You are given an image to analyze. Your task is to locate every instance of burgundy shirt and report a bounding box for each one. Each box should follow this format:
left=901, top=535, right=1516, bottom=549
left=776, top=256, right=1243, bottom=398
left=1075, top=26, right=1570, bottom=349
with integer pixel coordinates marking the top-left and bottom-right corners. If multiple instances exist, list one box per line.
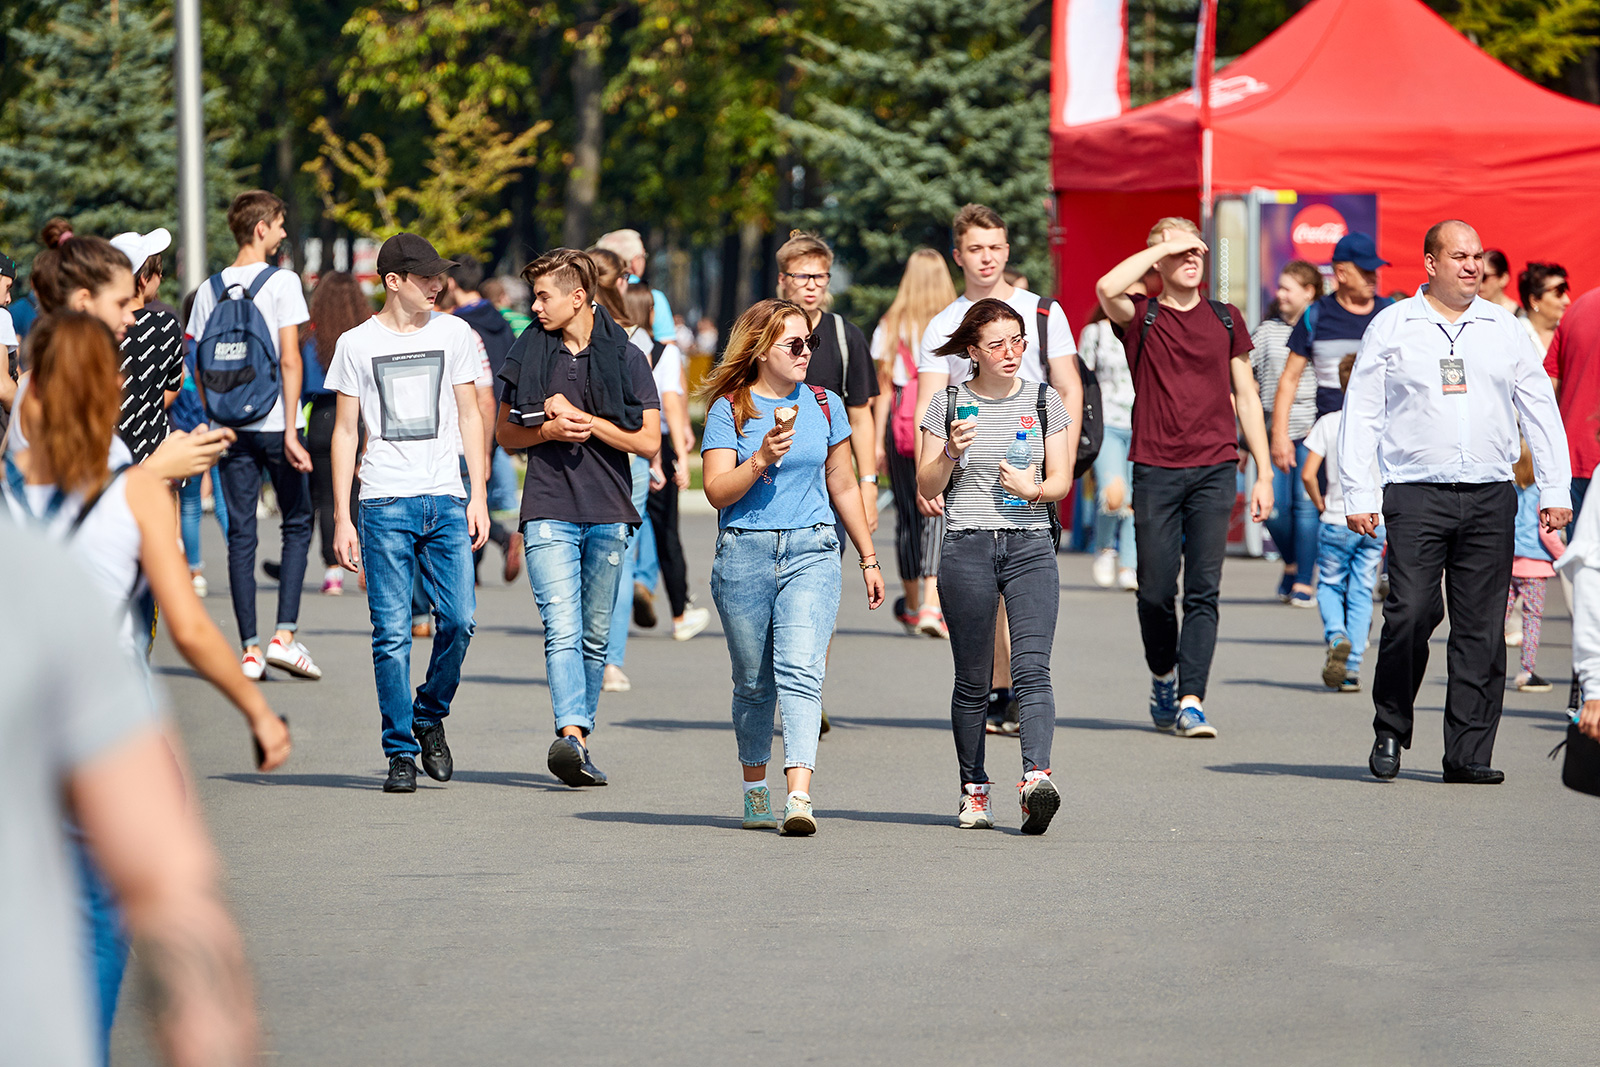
left=1544, top=288, right=1600, bottom=479
left=1120, top=294, right=1252, bottom=468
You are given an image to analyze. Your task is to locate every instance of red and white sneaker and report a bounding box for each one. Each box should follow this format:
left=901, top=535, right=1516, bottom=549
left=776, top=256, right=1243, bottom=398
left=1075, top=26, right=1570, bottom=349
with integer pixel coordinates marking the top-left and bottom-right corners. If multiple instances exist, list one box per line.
left=241, top=648, right=266, bottom=681
left=958, top=782, right=993, bottom=829
left=266, top=637, right=323, bottom=680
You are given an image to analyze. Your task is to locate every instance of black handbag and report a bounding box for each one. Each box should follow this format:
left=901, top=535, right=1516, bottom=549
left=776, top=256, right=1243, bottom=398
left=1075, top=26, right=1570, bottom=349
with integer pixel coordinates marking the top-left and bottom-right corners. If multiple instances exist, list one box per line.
left=1550, top=723, right=1600, bottom=797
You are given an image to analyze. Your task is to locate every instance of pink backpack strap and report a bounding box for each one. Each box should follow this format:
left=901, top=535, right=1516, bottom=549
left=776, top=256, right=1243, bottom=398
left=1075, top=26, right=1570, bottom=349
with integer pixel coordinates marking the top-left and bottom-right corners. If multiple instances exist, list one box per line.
left=808, top=384, right=831, bottom=426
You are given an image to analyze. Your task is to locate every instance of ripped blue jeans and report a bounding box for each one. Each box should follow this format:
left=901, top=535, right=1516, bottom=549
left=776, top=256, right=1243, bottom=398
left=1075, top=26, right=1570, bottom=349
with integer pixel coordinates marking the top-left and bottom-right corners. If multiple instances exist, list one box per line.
left=522, top=519, right=633, bottom=736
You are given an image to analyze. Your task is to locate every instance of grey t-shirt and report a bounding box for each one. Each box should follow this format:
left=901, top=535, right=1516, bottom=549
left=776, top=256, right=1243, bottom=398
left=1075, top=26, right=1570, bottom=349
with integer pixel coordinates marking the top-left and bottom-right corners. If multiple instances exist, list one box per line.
left=921, top=382, right=1070, bottom=531
left=0, top=520, right=159, bottom=1067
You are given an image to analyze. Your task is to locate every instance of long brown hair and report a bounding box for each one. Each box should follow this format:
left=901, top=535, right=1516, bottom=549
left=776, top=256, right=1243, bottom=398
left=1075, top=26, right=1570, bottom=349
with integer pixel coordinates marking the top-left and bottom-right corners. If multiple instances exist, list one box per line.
left=309, top=271, right=373, bottom=371
left=21, top=313, right=121, bottom=494
left=621, top=282, right=655, bottom=332
left=881, top=249, right=956, bottom=366
left=30, top=218, right=131, bottom=314
left=696, top=299, right=808, bottom=435
left=588, top=247, right=628, bottom=323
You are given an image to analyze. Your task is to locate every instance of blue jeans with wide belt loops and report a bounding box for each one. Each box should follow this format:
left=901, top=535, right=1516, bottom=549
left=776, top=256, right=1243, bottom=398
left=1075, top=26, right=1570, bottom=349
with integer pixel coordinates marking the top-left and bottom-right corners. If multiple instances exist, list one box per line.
left=710, top=524, right=842, bottom=771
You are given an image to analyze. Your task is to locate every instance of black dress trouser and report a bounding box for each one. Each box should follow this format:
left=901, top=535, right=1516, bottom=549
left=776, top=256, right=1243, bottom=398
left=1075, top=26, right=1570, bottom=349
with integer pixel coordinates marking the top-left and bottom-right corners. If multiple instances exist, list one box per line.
left=1372, top=481, right=1517, bottom=770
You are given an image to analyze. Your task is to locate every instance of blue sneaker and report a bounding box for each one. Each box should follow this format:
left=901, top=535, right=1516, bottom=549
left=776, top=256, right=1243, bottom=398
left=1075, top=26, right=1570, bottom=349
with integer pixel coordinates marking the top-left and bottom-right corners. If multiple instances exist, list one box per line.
left=1150, top=672, right=1179, bottom=732
left=1276, top=572, right=1295, bottom=603
left=743, top=785, right=778, bottom=829
left=1174, top=703, right=1218, bottom=738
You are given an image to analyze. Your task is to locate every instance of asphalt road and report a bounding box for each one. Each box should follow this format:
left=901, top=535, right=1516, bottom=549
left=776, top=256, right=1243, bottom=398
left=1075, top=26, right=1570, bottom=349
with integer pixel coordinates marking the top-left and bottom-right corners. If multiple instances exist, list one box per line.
left=112, top=513, right=1600, bottom=1065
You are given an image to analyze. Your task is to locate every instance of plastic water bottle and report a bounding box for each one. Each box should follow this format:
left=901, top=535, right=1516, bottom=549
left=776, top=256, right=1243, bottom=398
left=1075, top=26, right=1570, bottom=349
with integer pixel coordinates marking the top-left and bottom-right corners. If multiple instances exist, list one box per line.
left=1004, top=431, right=1033, bottom=506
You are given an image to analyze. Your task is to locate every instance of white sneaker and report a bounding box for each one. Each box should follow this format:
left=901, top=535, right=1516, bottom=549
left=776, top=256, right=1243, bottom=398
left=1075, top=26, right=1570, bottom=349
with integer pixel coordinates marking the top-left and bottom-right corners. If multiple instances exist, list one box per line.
left=1117, top=566, right=1138, bottom=591
left=673, top=606, right=711, bottom=641
left=192, top=572, right=208, bottom=598
left=602, top=664, right=631, bottom=692
left=241, top=648, right=266, bottom=681
left=265, top=637, right=323, bottom=680
left=958, top=783, right=993, bottom=829
left=1091, top=549, right=1117, bottom=588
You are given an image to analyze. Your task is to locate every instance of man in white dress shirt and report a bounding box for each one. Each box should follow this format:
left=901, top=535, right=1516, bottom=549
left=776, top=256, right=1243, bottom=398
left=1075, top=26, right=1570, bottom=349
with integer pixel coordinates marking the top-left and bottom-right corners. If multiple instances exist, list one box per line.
left=1340, top=220, right=1572, bottom=783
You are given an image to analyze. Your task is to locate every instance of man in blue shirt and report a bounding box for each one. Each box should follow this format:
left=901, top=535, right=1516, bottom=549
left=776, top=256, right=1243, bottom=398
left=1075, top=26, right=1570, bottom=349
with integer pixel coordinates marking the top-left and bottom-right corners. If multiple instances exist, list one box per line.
left=1269, top=232, right=1392, bottom=470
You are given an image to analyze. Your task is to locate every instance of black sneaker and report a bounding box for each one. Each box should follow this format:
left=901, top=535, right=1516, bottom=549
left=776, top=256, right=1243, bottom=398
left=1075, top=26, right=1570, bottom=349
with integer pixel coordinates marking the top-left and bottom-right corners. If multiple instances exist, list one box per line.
left=985, top=688, right=1018, bottom=735
left=547, top=735, right=608, bottom=787
left=414, top=722, right=453, bottom=781
left=383, top=756, right=417, bottom=793
left=263, top=559, right=281, bottom=582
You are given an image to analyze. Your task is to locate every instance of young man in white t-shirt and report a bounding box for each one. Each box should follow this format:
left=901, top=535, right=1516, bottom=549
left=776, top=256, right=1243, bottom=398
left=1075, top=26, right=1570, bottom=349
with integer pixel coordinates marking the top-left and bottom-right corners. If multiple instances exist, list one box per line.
left=912, top=203, right=1084, bottom=731
left=327, top=233, right=490, bottom=794
left=184, top=190, right=319, bottom=682
left=1301, top=353, right=1385, bottom=693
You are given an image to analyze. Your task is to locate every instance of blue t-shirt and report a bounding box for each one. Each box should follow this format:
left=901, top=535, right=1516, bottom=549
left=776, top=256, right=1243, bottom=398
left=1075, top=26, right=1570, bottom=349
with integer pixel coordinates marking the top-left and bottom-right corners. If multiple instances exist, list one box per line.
left=1287, top=294, right=1391, bottom=391
left=702, top=384, right=851, bottom=530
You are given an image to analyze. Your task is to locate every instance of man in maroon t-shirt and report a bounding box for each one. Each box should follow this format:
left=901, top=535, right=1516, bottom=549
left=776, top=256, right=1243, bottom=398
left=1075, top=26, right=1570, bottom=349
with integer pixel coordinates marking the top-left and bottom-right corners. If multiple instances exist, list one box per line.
left=1095, top=217, right=1273, bottom=739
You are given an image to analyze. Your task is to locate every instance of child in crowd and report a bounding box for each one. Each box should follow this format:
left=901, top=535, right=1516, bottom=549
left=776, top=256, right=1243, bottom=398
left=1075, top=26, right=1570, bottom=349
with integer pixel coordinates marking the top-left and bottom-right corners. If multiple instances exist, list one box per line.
left=1301, top=354, right=1384, bottom=692
left=1505, top=438, right=1563, bottom=692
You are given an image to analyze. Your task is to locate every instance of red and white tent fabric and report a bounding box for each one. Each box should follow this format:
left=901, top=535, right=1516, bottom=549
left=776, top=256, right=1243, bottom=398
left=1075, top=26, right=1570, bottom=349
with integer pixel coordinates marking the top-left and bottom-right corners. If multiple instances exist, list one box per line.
left=1049, top=0, right=1600, bottom=328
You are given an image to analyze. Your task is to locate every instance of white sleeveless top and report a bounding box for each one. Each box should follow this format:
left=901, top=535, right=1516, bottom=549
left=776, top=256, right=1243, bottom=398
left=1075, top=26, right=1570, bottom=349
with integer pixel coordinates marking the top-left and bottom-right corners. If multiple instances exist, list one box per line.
left=3, top=473, right=143, bottom=657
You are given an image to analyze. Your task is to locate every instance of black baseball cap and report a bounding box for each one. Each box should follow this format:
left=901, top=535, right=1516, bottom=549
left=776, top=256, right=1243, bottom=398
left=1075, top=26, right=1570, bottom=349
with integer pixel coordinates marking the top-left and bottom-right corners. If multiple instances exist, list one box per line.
left=375, top=233, right=458, bottom=279
left=0, top=251, right=15, bottom=280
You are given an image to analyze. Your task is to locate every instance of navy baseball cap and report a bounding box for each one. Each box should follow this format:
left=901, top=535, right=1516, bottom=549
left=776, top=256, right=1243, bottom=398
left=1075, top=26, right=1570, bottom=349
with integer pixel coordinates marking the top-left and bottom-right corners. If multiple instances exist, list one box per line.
left=1331, top=232, right=1387, bottom=271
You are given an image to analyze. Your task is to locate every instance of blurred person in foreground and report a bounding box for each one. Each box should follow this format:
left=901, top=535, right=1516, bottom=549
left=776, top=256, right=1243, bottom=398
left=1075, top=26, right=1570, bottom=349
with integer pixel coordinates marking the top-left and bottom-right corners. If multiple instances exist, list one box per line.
left=0, top=517, right=259, bottom=1067
left=1558, top=479, right=1600, bottom=741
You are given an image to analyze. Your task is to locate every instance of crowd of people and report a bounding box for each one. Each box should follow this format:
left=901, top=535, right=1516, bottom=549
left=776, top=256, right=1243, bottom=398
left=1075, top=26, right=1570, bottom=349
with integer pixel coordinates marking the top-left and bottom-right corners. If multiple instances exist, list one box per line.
left=8, top=186, right=1600, bottom=1066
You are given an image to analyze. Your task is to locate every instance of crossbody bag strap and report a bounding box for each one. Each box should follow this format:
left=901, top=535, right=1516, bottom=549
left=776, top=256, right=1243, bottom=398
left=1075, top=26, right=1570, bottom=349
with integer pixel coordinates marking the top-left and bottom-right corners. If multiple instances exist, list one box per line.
left=3, top=453, right=69, bottom=524
left=832, top=313, right=849, bottom=401
left=68, top=463, right=134, bottom=537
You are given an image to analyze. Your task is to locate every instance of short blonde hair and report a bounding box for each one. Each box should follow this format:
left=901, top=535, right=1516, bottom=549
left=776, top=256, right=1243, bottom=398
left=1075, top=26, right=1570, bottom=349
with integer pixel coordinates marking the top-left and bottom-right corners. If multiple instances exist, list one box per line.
left=776, top=230, right=833, bottom=272
left=595, top=229, right=647, bottom=263
left=1147, top=216, right=1201, bottom=247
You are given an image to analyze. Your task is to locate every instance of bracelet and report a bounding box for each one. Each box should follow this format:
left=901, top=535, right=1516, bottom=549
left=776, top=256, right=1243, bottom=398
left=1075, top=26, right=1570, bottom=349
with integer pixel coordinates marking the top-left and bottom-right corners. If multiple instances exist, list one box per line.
left=859, top=475, right=878, bottom=485
left=859, top=559, right=881, bottom=571
left=943, top=442, right=956, bottom=462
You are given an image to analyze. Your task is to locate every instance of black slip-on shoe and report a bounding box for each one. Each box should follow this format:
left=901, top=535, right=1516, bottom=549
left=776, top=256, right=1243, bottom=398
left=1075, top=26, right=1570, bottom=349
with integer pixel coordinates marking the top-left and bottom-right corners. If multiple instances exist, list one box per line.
left=415, top=722, right=453, bottom=782
left=548, top=736, right=607, bottom=787
left=1369, top=735, right=1400, bottom=780
left=1442, top=763, right=1504, bottom=785
left=384, top=756, right=418, bottom=793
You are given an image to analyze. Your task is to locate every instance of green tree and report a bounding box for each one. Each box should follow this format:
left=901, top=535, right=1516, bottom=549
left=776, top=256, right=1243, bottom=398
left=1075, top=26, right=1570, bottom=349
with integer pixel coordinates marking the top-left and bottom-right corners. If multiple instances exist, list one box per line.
left=1446, top=0, right=1600, bottom=81
left=779, top=0, right=1051, bottom=319
left=1129, top=0, right=1200, bottom=107
left=0, top=0, right=237, bottom=275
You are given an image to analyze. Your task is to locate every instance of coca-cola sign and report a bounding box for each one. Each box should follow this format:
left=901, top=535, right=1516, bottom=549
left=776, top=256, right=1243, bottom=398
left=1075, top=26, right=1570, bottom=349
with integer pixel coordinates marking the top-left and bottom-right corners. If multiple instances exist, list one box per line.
left=1290, top=204, right=1348, bottom=263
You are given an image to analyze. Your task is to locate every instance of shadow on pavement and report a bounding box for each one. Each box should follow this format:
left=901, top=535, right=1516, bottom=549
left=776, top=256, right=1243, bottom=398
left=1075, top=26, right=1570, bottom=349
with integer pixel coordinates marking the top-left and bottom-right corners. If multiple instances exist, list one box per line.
left=826, top=809, right=955, bottom=827
left=1205, top=762, right=1439, bottom=783
left=448, top=769, right=568, bottom=790
left=1216, top=636, right=1326, bottom=647
left=572, top=811, right=742, bottom=828
left=1221, top=677, right=1335, bottom=693
left=212, top=772, right=381, bottom=790
left=460, top=674, right=549, bottom=688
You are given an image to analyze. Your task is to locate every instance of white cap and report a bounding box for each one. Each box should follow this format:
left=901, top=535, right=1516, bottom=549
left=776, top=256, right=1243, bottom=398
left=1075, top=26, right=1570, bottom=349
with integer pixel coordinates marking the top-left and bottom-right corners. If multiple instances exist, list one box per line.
left=109, top=227, right=172, bottom=272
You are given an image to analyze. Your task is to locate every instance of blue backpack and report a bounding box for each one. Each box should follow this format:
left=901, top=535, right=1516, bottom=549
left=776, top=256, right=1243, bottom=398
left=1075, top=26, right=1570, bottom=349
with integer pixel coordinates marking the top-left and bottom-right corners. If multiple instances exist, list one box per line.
left=196, top=267, right=282, bottom=426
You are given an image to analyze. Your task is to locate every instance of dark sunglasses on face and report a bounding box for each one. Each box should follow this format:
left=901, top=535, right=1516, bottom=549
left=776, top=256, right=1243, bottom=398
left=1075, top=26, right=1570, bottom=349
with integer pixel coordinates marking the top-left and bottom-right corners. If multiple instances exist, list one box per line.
left=1545, top=281, right=1570, bottom=298
left=775, top=337, right=812, bottom=358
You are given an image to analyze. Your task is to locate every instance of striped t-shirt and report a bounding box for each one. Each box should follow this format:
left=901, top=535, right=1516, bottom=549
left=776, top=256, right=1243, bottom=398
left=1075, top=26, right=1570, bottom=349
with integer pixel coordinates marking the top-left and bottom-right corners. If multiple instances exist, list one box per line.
left=921, top=382, right=1070, bottom=531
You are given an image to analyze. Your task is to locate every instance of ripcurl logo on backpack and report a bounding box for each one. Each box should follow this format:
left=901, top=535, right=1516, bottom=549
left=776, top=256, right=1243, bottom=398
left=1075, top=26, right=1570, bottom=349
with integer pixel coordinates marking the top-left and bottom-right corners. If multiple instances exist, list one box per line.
left=195, top=266, right=283, bottom=426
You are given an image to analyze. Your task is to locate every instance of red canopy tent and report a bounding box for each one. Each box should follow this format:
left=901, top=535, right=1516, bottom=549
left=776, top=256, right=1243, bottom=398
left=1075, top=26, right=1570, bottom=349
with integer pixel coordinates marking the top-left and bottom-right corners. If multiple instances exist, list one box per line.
left=1050, top=0, right=1600, bottom=330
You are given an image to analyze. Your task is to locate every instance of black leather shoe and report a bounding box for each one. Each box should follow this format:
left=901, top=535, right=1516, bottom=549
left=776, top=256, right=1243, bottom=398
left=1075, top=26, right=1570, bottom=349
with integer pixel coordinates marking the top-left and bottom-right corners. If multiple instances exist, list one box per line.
left=1369, top=735, right=1400, bottom=780
left=1442, top=763, right=1504, bottom=784
left=414, top=722, right=453, bottom=782
left=547, top=736, right=607, bottom=787
left=384, top=756, right=418, bottom=793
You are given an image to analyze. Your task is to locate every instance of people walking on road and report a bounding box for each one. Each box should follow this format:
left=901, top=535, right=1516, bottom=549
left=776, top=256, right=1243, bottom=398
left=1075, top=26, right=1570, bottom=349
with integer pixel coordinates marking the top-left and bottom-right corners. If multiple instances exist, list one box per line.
left=1253, top=259, right=1324, bottom=605
left=1340, top=219, right=1571, bottom=784
left=1095, top=217, right=1273, bottom=739
left=184, top=190, right=321, bottom=683
left=1081, top=297, right=1142, bottom=592
left=916, top=204, right=1083, bottom=734
left=1301, top=354, right=1382, bottom=693
left=872, top=248, right=957, bottom=631
left=301, top=271, right=371, bottom=596
left=328, top=233, right=490, bottom=794
left=1503, top=440, right=1563, bottom=692
left=699, top=298, right=884, bottom=835
left=107, top=228, right=183, bottom=465
left=1480, top=249, right=1521, bottom=314
left=917, top=298, right=1073, bottom=833
left=496, top=249, right=661, bottom=788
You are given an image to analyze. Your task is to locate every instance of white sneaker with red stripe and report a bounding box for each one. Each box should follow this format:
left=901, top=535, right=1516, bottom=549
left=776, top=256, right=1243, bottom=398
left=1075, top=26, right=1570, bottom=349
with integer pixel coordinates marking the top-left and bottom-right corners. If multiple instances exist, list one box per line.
left=266, top=637, right=323, bottom=680
left=957, top=782, right=993, bottom=829
left=241, top=648, right=266, bottom=681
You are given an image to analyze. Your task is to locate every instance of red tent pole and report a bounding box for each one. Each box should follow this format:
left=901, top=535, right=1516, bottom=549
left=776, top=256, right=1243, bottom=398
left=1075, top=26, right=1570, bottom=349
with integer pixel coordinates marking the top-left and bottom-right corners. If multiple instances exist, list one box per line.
left=1195, top=0, right=1219, bottom=221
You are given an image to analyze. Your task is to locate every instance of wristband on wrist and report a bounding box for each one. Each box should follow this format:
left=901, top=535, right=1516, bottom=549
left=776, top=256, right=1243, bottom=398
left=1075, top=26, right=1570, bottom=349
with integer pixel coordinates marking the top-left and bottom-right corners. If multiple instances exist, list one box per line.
left=942, top=441, right=956, bottom=462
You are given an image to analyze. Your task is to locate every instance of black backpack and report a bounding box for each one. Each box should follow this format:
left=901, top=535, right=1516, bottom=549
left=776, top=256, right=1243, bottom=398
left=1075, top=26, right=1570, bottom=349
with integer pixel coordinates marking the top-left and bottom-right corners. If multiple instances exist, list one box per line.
left=1132, top=296, right=1236, bottom=355
left=1036, top=300, right=1101, bottom=479
left=943, top=382, right=1062, bottom=551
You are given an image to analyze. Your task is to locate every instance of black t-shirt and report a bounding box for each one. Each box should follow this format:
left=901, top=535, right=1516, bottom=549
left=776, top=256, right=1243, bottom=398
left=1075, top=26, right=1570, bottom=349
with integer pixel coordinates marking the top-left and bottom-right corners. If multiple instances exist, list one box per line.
left=507, top=342, right=661, bottom=525
left=117, top=307, right=185, bottom=463
left=805, top=312, right=878, bottom=408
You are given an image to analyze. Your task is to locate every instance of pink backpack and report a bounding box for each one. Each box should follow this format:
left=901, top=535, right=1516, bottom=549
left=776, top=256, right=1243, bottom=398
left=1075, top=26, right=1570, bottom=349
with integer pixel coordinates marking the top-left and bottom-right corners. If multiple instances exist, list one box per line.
left=890, top=339, right=920, bottom=456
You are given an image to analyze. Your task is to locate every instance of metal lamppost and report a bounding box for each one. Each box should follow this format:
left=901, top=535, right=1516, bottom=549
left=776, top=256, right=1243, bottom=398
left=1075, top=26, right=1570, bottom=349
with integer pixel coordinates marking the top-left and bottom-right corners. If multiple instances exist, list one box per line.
left=175, top=0, right=206, bottom=295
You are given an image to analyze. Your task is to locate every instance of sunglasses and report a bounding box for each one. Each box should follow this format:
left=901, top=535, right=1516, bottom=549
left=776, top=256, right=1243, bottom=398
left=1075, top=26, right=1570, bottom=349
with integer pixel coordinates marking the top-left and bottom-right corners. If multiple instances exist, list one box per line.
left=1543, top=281, right=1570, bottom=298
left=982, top=334, right=1027, bottom=354
left=774, top=336, right=813, bottom=358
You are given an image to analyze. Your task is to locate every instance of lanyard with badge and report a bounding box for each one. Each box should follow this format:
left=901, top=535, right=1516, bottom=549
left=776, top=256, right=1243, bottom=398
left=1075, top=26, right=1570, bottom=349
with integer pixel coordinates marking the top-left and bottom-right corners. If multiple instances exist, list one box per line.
left=1435, top=322, right=1470, bottom=394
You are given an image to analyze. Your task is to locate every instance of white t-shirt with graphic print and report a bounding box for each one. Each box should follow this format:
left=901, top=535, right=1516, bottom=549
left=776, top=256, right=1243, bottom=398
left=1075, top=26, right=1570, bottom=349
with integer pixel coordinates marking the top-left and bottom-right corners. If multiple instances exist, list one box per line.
left=324, top=313, right=483, bottom=500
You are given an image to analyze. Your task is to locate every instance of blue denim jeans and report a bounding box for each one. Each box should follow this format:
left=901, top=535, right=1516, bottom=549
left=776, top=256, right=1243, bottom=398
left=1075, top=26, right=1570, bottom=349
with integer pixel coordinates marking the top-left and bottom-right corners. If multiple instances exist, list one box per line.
left=178, top=464, right=228, bottom=571
left=359, top=494, right=477, bottom=758
left=488, top=445, right=520, bottom=514
left=1092, top=424, right=1136, bottom=569
left=524, top=519, right=633, bottom=735
left=1316, top=521, right=1386, bottom=670
left=218, top=430, right=311, bottom=647
left=710, top=524, right=842, bottom=771
left=75, top=834, right=125, bottom=1067
left=606, top=456, right=652, bottom=667
left=1264, top=438, right=1319, bottom=588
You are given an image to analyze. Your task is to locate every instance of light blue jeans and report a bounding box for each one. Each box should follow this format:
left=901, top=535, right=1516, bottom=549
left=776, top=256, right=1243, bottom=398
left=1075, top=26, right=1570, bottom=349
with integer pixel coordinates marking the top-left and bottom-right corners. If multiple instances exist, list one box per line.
left=1266, top=438, right=1319, bottom=587
left=1316, top=521, right=1386, bottom=670
left=1092, top=423, right=1136, bottom=569
left=359, top=494, right=477, bottom=757
left=178, top=464, right=229, bottom=571
left=524, top=519, right=632, bottom=735
left=488, top=445, right=519, bottom=514
left=606, top=456, right=652, bottom=667
left=710, top=524, right=841, bottom=771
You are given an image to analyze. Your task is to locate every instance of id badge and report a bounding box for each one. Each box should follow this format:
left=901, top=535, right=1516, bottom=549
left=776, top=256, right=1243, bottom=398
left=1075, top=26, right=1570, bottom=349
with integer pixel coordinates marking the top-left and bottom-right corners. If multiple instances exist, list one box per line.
left=1440, top=358, right=1467, bottom=394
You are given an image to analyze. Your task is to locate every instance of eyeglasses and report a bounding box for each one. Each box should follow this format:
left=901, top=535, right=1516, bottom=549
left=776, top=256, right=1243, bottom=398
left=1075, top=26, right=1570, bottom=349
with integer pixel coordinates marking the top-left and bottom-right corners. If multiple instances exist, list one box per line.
left=982, top=334, right=1028, bottom=354
left=773, top=337, right=813, bottom=358
left=1542, top=281, right=1570, bottom=298
left=781, top=272, right=831, bottom=288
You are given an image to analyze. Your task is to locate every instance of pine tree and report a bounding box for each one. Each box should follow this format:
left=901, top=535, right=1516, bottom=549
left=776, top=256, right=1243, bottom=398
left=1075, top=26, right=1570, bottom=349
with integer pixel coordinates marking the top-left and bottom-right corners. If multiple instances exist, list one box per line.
left=0, top=0, right=236, bottom=278
left=779, top=0, right=1052, bottom=319
left=1129, top=0, right=1200, bottom=107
